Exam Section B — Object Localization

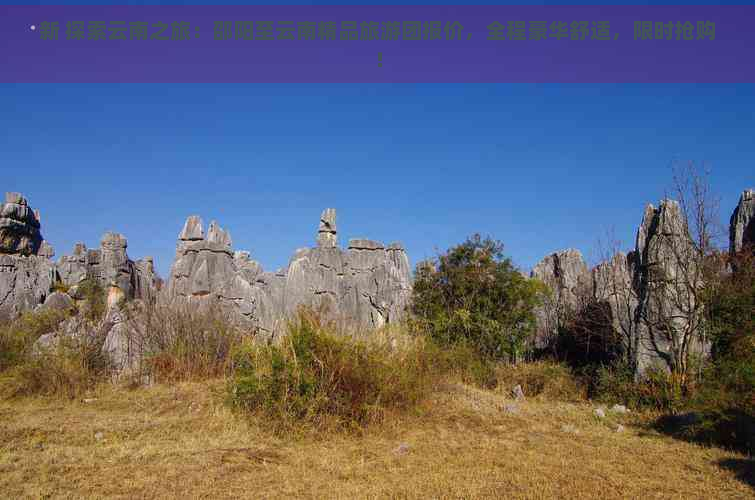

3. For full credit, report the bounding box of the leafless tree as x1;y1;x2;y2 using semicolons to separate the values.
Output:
632;161;722;382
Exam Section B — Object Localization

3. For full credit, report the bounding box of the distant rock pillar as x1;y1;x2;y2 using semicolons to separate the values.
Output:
317;208;338;248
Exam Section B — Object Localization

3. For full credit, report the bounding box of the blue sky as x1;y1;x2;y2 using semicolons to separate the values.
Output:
2;83;753;277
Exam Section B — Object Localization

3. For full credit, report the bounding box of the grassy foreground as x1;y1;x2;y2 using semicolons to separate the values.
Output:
1;379;751;499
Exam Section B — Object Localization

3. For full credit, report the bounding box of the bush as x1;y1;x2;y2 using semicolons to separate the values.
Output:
411;234;547;363
76;279;107;323
685;249;755;453
228;312;438;431
431;341;499;389
555;300;624;371
3;329;111;399
0;308;70;372
120;302;247;383
592;363;686;412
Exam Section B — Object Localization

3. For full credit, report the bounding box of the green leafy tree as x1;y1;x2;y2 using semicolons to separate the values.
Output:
411;234;547;363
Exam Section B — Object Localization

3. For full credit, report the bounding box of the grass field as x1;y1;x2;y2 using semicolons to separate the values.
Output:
1;379;752;499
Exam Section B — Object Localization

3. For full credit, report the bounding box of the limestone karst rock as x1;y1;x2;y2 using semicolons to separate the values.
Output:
0;192;44;256
632;199;708;375
591;250;639;353
531;249;591;307
317;208;338;248
0;252;56;321
207;220;233;248
530;248;591;347
730;188;755;254
164;209;412;335
580;199;708;376
166;216;237;301
57;233;159;302
0;192;57;321
535;199;712;377
33;283;143;378
39;291;75;312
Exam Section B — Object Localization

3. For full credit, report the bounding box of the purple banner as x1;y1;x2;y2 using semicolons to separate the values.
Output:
1;5;753;82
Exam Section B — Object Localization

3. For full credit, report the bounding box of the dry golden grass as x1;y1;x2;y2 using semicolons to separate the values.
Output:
0;379;752;499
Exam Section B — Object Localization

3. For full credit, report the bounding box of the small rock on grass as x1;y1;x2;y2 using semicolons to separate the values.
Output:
94;432;104;441
394;443;411;455
594;408;606;419
610;404;628;414
512;385;525;401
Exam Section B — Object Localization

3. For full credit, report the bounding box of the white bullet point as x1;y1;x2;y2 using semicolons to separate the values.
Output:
30;25;36;31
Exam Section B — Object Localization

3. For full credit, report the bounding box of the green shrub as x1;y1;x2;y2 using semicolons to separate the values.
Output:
76;279;106;323
228;312;437;431
0;308;70;372
593;363;686;412
3;332;111;399
680;249;755;453
411;234;547;363
431;341;499;389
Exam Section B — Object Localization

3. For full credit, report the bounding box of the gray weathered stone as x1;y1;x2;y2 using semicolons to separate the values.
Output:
530;248;591;347
512;384;526;401
38;241;55;259
0;253;56;321
610;404;628;414
0;191;43;256
33;314;100;354
164;209;412;336
633;199;707;375
730;188;755;254
207;220;232;248
40;291;74;312
591;250;640;356
179;215;204;241
317;208;338;248
56;233;159;302
0;193;60;320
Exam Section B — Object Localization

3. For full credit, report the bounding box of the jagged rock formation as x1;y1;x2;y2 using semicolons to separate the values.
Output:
57;233;160;302
546;199;708;377
39;291;75;312
730;188;755;254
632;200;707;374
164;209;411;335
0;192;46;256
530;249;591;347
0;193;57;321
591;251;639;354
535;199;711;376
317;208;337;248
531;249;591;308
0;252;56;322
1;192;159;321
35;284;141;378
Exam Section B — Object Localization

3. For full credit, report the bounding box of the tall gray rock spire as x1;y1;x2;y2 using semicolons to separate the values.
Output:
730;188;755;254
317;208;338;248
